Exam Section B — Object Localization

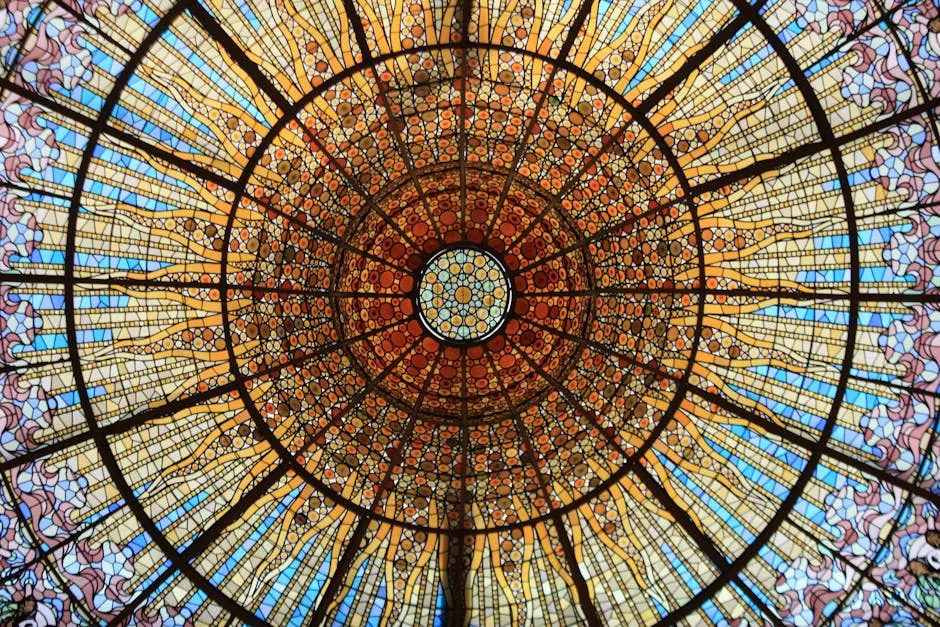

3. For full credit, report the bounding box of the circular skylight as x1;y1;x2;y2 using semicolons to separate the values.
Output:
417;246;511;342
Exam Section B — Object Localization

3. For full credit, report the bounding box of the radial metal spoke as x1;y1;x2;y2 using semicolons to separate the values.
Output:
522;286;824;299
440;349;473;627
519;315;938;506
688;96;940;201
176;460;292;570
0;180;73;201
0;74;242;192
500;122;634;254
847;373;940;403
306;349;441;627
187;2;423;252
693;385;940;506
633;465;785;625
242;108;413;274
522;285;940;304
503;3;758;254
0;271;404;299
0;315;413;474
0;273;220;288
187;3;292;113
109;461;291;626
337;0;441;239
304;514;371;627
297;126;424;252
505;335;632;459
0;357;72;377
482;0;596;238
868;196;940;219
633;8;758;117
485;349;603;627
251;195;409;272
513;93;939;279
552;520;603;627
303;339;421;448
511;196;682;276
457;0;473;240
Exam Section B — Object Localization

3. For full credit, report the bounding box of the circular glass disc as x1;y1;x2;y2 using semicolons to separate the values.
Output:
417;247;512;342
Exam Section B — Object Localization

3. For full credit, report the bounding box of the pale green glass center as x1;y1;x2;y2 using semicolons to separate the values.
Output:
417;248;511;341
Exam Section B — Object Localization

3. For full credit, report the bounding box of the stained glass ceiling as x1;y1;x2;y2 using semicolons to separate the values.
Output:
0;0;939;625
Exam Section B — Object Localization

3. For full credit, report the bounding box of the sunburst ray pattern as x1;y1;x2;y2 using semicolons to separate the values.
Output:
0;0;939;625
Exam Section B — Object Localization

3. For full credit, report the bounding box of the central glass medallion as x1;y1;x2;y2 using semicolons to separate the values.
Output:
416;247;512;342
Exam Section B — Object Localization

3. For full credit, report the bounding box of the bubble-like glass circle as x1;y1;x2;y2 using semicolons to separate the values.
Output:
417;247;511;342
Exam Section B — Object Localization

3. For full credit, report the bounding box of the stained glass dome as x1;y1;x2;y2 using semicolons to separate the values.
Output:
1;0;939;624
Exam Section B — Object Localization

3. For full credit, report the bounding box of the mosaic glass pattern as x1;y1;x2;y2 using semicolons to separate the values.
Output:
0;0;939;625
417;247;511;342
